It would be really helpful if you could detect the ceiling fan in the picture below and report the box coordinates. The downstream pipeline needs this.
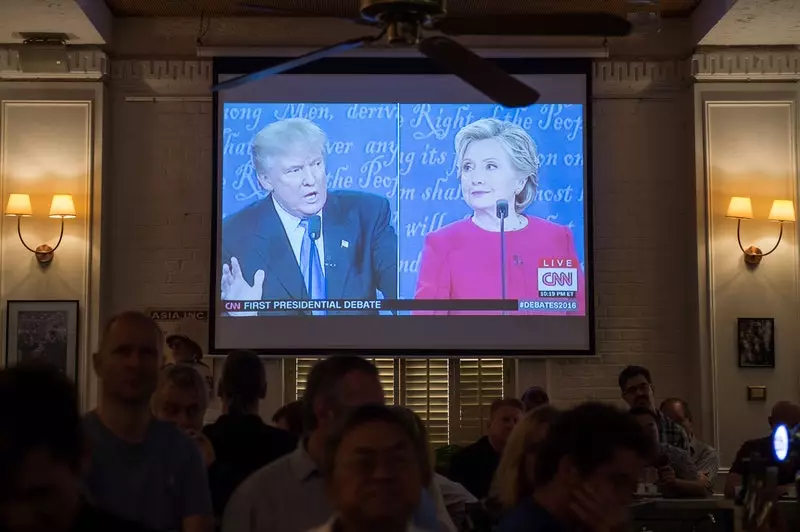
[210,0,633,108]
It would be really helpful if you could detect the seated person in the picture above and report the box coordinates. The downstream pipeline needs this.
[660,398,719,490]
[630,407,708,498]
[496,403,652,532]
[448,399,523,499]
[724,401,800,499]
[0,364,154,532]
[311,404,428,532]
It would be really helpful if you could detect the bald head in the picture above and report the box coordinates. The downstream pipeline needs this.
[769,401,800,429]
[99,311,162,355]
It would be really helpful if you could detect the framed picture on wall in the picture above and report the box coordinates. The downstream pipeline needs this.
[737,317,775,368]
[5,300,79,380]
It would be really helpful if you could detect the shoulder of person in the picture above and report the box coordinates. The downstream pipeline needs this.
[260,423,299,448]
[329,189,388,212]
[525,215,572,235]
[424,218,473,244]
[151,418,202,452]
[222,196,271,232]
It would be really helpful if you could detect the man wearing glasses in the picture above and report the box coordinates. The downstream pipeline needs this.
[618,366,690,451]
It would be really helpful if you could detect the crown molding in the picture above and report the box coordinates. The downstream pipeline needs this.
[108,58,691,97]
[692,48,800,81]
[0,47,107,80]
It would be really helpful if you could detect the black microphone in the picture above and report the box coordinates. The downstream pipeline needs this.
[307,215,322,305]
[496,200,508,300]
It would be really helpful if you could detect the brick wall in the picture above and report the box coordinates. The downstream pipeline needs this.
[105,60,699,421]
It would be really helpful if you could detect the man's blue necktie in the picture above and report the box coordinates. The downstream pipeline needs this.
[299,218,326,315]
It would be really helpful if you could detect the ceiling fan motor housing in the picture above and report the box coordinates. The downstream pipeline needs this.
[360,0,446,23]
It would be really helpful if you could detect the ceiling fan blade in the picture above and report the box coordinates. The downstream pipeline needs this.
[417,36,540,108]
[435,13,632,37]
[212,36,375,92]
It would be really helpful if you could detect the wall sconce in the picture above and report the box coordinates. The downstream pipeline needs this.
[4,193,76,264]
[726,196,796,265]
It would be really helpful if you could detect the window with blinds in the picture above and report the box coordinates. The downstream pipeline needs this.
[288,357,508,446]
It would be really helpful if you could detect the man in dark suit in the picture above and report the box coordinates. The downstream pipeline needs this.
[221,117,397,315]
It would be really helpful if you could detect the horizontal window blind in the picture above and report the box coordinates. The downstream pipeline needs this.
[401,358,450,446]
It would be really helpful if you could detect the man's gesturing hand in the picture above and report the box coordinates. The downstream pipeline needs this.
[221,257,265,301]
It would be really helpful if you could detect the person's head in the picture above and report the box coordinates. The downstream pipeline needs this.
[629,406,660,447]
[395,407,434,488]
[660,398,693,437]
[0,364,85,532]
[152,364,208,432]
[769,401,800,430]
[488,398,524,451]
[493,405,560,511]
[218,350,266,416]
[455,118,539,218]
[534,403,653,517]
[251,118,328,218]
[324,404,423,530]
[273,400,304,437]
[618,365,655,411]
[93,311,163,405]
[521,386,550,411]
[302,356,385,436]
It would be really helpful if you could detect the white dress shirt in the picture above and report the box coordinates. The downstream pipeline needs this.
[273,197,326,275]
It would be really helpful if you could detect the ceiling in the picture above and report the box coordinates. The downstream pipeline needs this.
[104,0,703,19]
[701,0,800,45]
[0,0,106,44]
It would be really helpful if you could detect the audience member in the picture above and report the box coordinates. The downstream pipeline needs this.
[724,401,800,499]
[165,318,214,400]
[397,407,458,532]
[84,311,213,532]
[203,350,296,517]
[618,366,690,451]
[521,387,549,412]
[629,407,707,498]
[0,364,154,532]
[492,406,560,512]
[660,398,719,488]
[222,355,385,532]
[273,400,304,437]
[311,404,427,532]
[153,364,216,466]
[449,398,523,499]
[496,403,652,532]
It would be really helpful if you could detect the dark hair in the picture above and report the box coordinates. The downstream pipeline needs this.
[273,400,304,437]
[618,365,652,391]
[629,406,658,421]
[490,398,525,416]
[323,403,420,478]
[534,402,653,487]
[521,387,549,407]
[302,356,380,433]
[0,364,83,486]
[660,397,692,422]
[395,407,433,487]
[218,350,266,415]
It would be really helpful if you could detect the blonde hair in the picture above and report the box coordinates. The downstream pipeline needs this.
[251,118,327,178]
[153,364,209,414]
[492,405,559,511]
[454,118,540,213]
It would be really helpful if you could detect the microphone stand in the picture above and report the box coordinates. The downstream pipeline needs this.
[496,200,509,314]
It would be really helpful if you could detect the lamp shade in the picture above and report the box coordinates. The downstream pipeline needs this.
[49,194,76,219]
[768,199,795,222]
[726,196,753,219]
[5,194,32,216]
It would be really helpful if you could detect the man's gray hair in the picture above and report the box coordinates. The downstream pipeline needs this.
[251,117,327,177]
[454,118,540,213]
[154,364,208,413]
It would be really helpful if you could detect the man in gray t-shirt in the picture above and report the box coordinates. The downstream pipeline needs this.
[84,411,212,531]
[85,311,213,532]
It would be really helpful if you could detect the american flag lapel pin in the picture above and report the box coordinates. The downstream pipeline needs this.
[341,240,350,248]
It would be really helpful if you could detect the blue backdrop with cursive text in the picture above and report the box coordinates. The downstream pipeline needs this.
[220,102,585,300]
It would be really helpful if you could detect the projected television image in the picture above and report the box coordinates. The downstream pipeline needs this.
[212,69,591,352]
[219,102,584,318]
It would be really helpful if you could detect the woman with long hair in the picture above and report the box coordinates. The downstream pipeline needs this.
[492,405,560,512]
